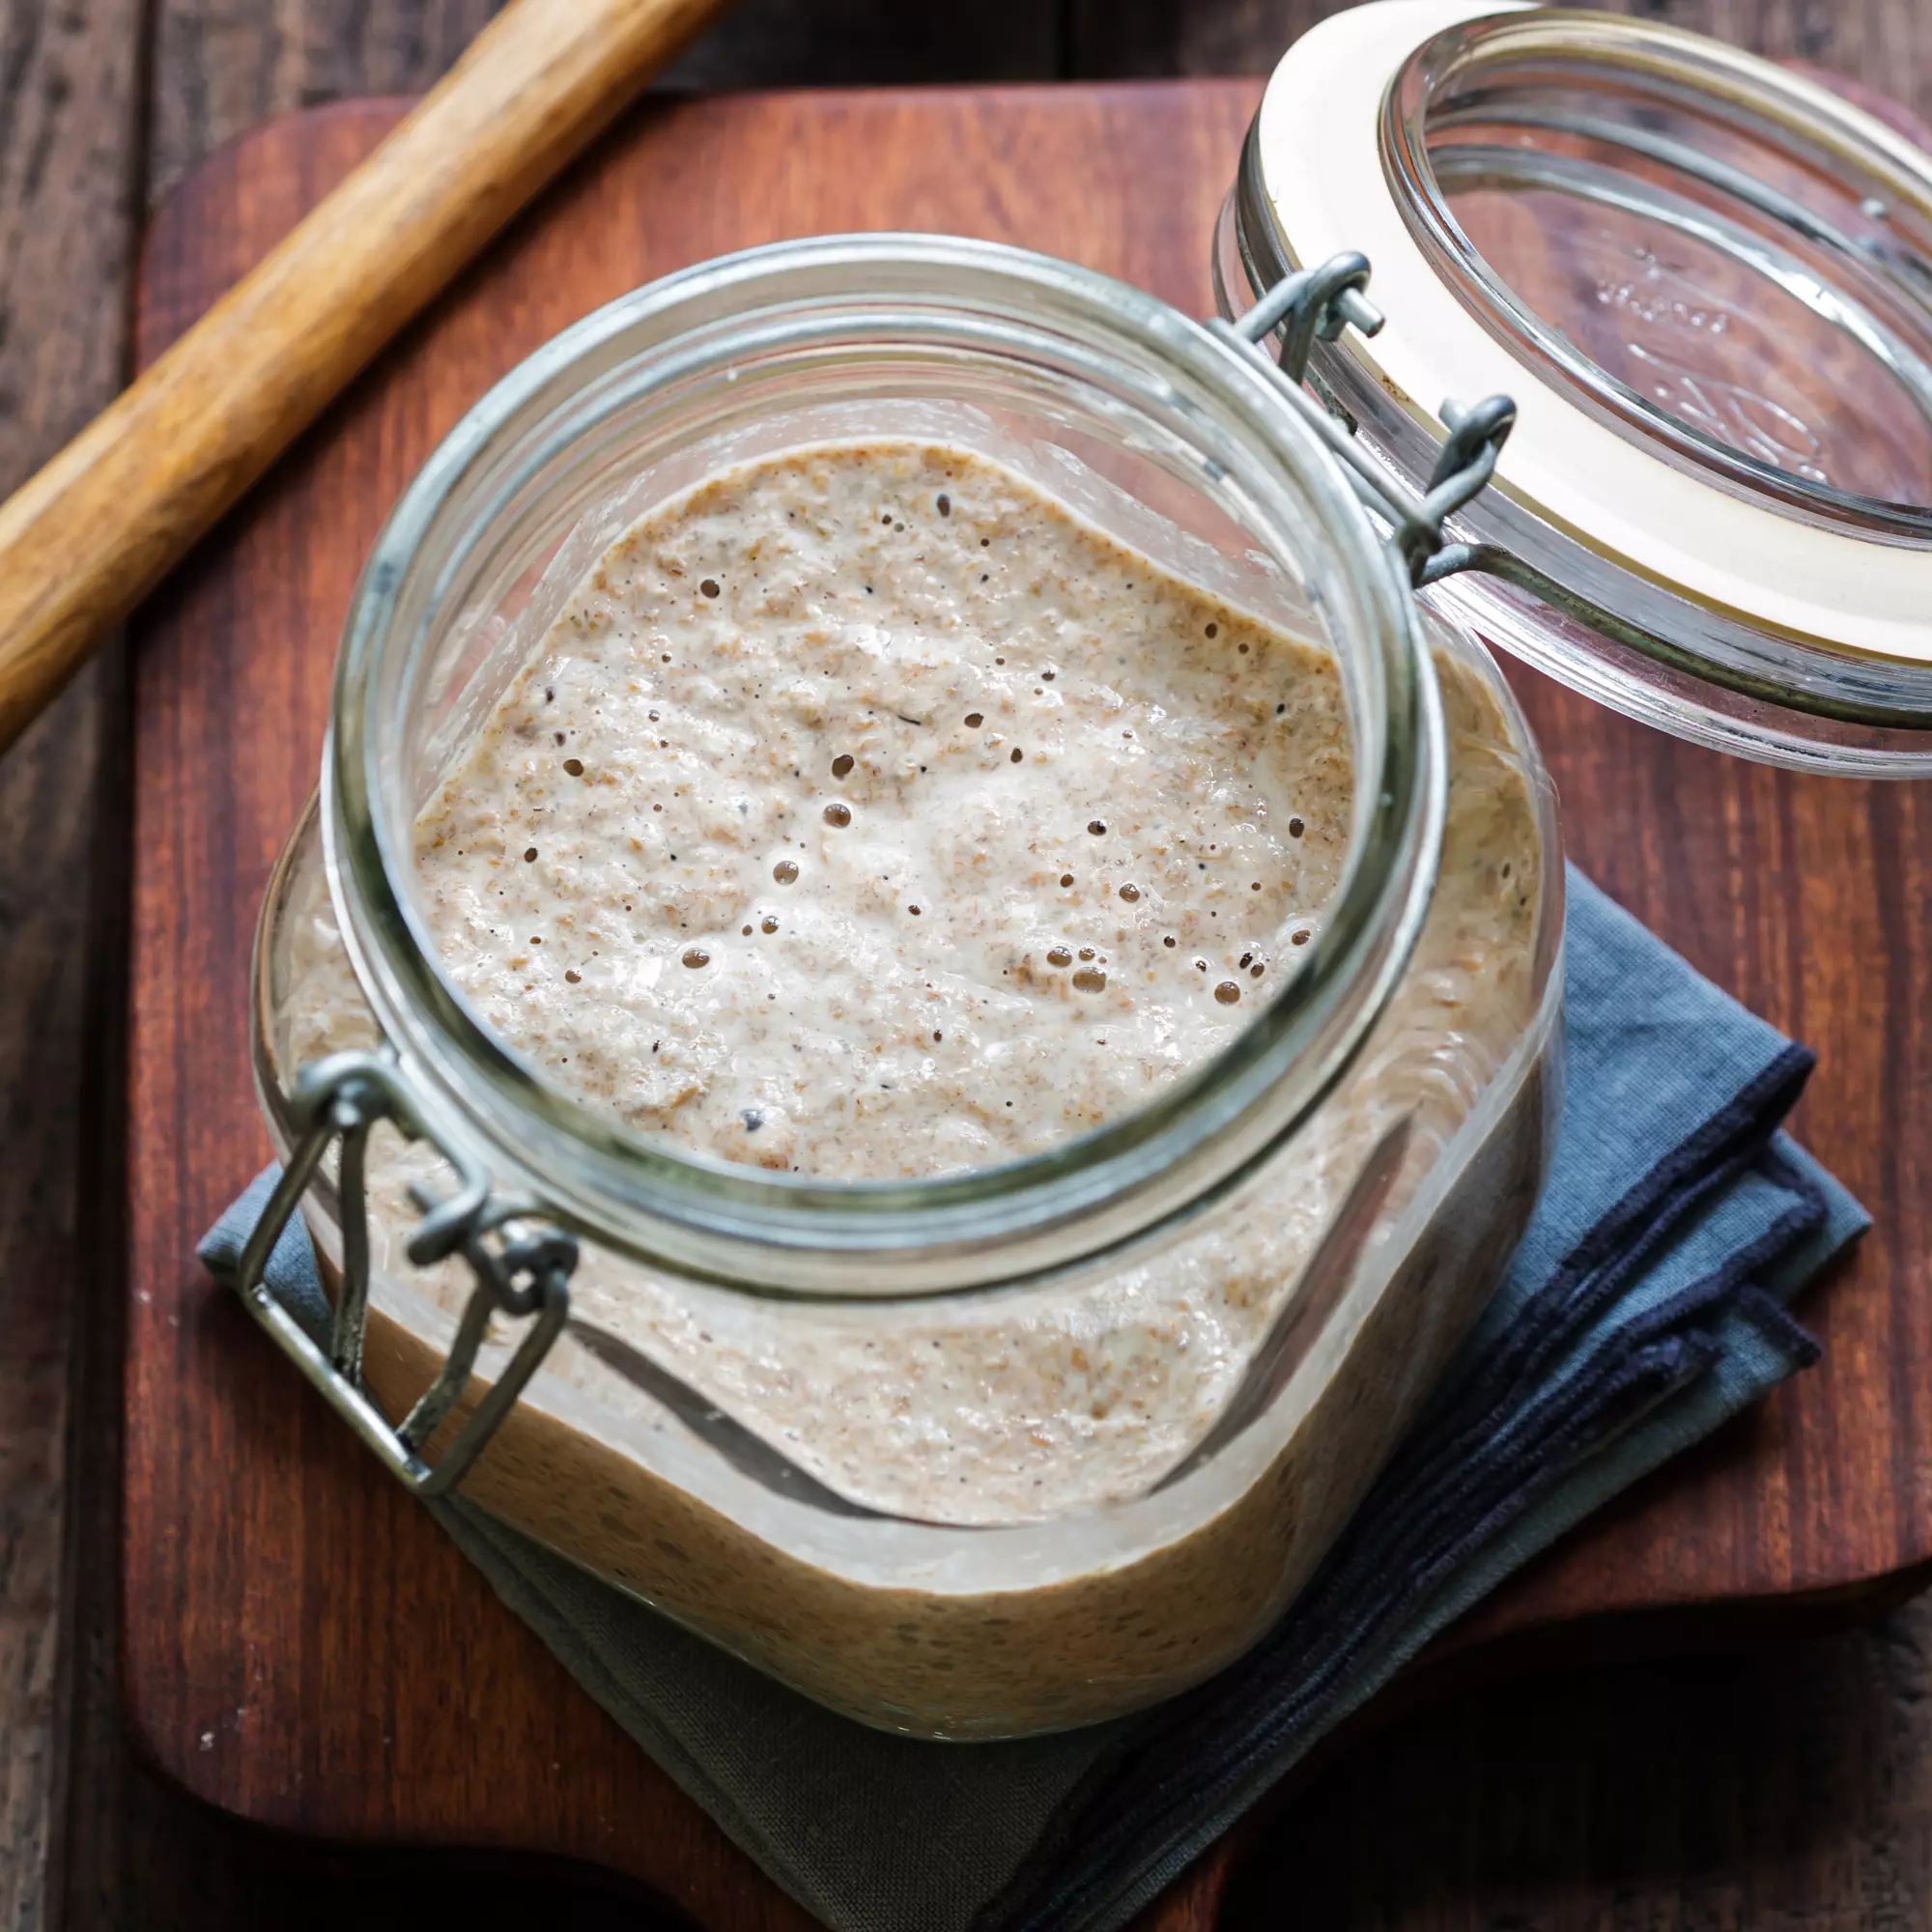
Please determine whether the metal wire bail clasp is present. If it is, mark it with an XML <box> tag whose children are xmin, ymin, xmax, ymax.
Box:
<box><xmin>233</xmin><ymin>1047</ymin><xmax>575</xmax><ymax>1498</ymax></box>
<box><xmin>1213</xmin><ymin>250</ymin><xmax>1517</xmax><ymax>588</ymax></box>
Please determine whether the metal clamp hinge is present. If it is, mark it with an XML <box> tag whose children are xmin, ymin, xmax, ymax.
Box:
<box><xmin>1210</xmin><ymin>249</ymin><xmax>1517</xmax><ymax>588</ymax></box>
<box><xmin>233</xmin><ymin>1048</ymin><xmax>575</xmax><ymax>1498</ymax></box>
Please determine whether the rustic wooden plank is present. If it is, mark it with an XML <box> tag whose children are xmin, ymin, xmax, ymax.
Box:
<box><xmin>147</xmin><ymin>0</ymin><xmax>1064</xmax><ymax>202</ymax></box>
<box><xmin>661</xmin><ymin>0</ymin><xmax>1061</xmax><ymax>91</ymax></box>
<box><xmin>1226</xmin><ymin>1603</ymin><xmax>1932</xmax><ymax>1928</ymax></box>
<box><xmin>1067</xmin><ymin>0</ymin><xmax>1932</xmax><ymax>123</ymax></box>
<box><xmin>0</xmin><ymin>3</ymin><xmax>147</xmax><ymax>1928</ymax></box>
<box><xmin>149</xmin><ymin>0</ymin><xmax>500</xmax><ymax>201</ymax></box>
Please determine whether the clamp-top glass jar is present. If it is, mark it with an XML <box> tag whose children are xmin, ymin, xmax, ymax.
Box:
<box><xmin>247</xmin><ymin>234</ymin><xmax>1562</xmax><ymax>1738</ymax></box>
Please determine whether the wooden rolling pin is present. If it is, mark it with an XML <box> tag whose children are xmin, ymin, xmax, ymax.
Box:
<box><xmin>0</xmin><ymin>0</ymin><xmax>729</xmax><ymax>756</ymax></box>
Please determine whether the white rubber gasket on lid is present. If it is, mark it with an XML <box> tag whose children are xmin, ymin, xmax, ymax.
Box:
<box><xmin>1256</xmin><ymin>0</ymin><xmax>1932</xmax><ymax>664</ymax></box>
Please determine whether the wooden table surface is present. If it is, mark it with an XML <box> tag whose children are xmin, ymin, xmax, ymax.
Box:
<box><xmin>10</xmin><ymin>5</ymin><xmax>1932</xmax><ymax>1929</ymax></box>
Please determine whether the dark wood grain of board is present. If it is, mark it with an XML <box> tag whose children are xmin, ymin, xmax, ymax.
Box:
<box><xmin>1223</xmin><ymin>1601</ymin><xmax>1932</xmax><ymax>1928</ymax></box>
<box><xmin>0</xmin><ymin>3</ymin><xmax>147</xmax><ymax>1925</ymax></box>
<box><xmin>1070</xmin><ymin>0</ymin><xmax>1932</xmax><ymax>122</ymax></box>
<box><xmin>146</xmin><ymin>0</ymin><xmax>1064</xmax><ymax>201</ymax></box>
<box><xmin>115</xmin><ymin>71</ymin><xmax>1932</xmax><ymax>1931</ymax></box>
<box><xmin>149</xmin><ymin>0</ymin><xmax>501</xmax><ymax>199</ymax></box>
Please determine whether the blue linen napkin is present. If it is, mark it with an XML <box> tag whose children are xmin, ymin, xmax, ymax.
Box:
<box><xmin>200</xmin><ymin>866</ymin><xmax>1865</xmax><ymax>1932</ymax></box>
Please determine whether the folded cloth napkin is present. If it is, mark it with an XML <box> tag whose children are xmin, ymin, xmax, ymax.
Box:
<box><xmin>202</xmin><ymin>867</ymin><xmax>1866</xmax><ymax>1932</ymax></box>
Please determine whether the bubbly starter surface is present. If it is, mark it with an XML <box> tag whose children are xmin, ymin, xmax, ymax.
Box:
<box><xmin>414</xmin><ymin>443</ymin><xmax>1352</xmax><ymax>1179</ymax></box>
<box><xmin>287</xmin><ymin>437</ymin><xmax>1542</xmax><ymax>1554</ymax></box>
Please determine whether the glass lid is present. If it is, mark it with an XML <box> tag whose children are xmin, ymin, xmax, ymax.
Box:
<box><xmin>1233</xmin><ymin>0</ymin><xmax>1932</xmax><ymax>774</ymax></box>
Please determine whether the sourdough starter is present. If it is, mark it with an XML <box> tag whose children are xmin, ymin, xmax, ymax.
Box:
<box><xmin>412</xmin><ymin>443</ymin><xmax>1351</xmax><ymax>1179</ymax></box>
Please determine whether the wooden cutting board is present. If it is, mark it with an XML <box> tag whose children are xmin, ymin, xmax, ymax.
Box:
<box><xmin>122</xmin><ymin>82</ymin><xmax>1932</xmax><ymax>1929</ymax></box>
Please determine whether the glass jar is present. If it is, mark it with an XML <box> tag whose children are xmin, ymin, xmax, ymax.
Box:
<box><xmin>1217</xmin><ymin>0</ymin><xmax>1932</xmax><ymax>773</ymax></box>
<box><xmin>246</xmin><ymin>234</ymin><xmax>1563</xmax><ymax>1739</ymax></box>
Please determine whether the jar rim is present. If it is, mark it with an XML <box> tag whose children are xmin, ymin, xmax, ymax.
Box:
<box><xmin>324</xmin><ymin>233</ymin><xmax>1447</xmax><ymax>1298</ymax></box>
